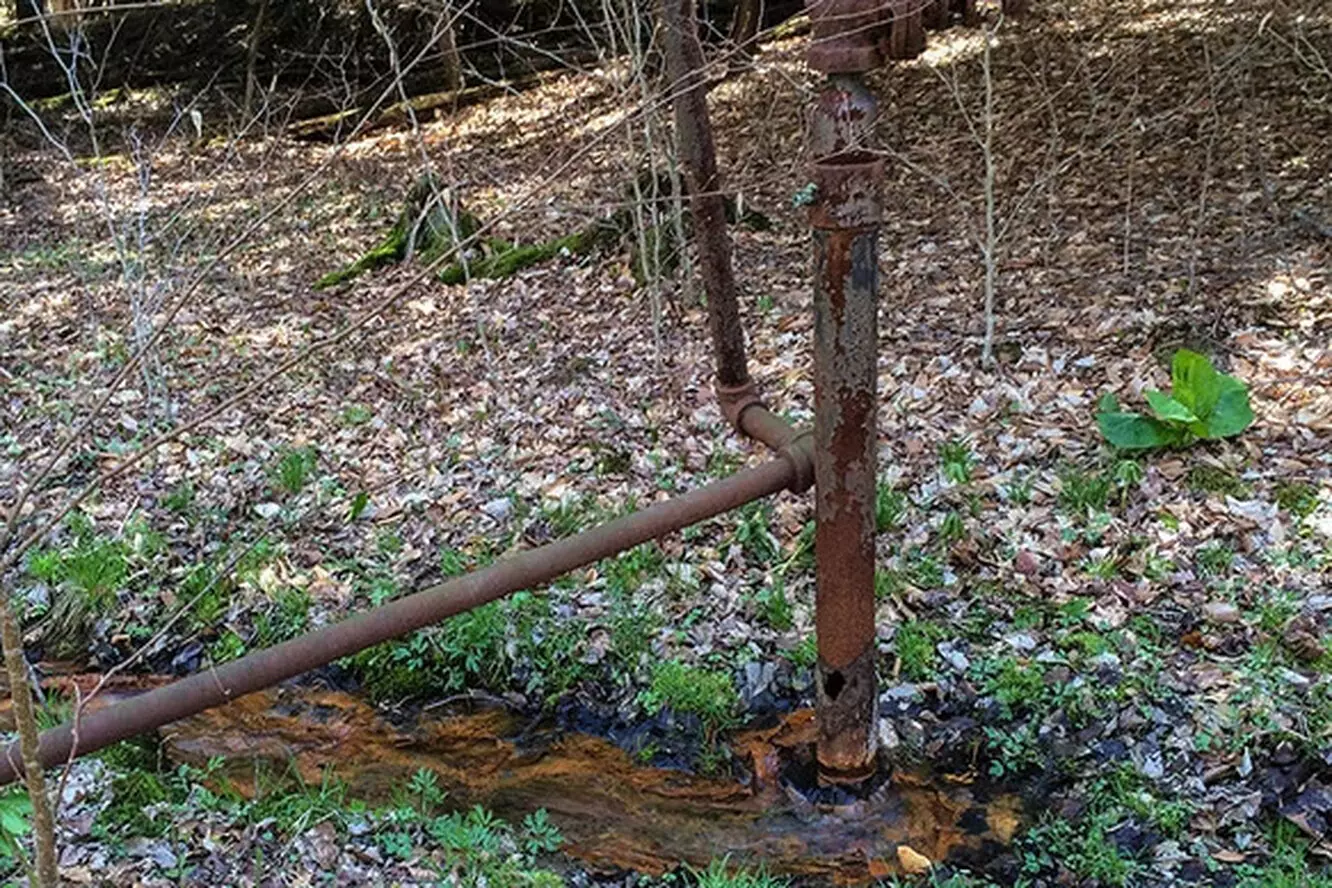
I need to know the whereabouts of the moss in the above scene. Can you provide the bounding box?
[437,228,609,284]
[1187,464,1251,498]
[315,174,481,289]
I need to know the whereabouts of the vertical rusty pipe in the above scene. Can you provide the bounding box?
[658,0,750,390]
[808,75,882,784]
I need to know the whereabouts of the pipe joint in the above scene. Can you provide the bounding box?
[715,379,763,433]
[779,430,816,494]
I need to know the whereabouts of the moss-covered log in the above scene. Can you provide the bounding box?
[314,169,769,290]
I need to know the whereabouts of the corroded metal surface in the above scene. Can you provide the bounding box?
[660,0,750,389]
[805,0,890,73]
[809,75,882,783]
[886,0,926,60]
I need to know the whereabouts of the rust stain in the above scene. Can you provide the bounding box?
[145,686,1024,882]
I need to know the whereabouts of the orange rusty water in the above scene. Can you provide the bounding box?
[8,676,1019,882]
[143,686,1022,883]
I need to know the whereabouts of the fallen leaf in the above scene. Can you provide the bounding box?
[897,845,932,875]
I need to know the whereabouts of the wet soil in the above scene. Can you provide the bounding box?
[127,682,1026,883]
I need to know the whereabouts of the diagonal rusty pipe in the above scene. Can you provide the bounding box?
[658,0,809,473]
[0,455,808,787]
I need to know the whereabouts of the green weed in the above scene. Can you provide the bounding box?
[272,445,318,495]
[732,501,778,564]
[253,587,311,647]
[895,621,941,681]
[1275,482,1320,520]
[691,857,787,888]
[340,405,374,426]
[940,437,975,485]
[639,661,738,737]
[981,657,1046,717]
[1196,541,1235,576]
[755,580,794,631]
[876,482,908,532]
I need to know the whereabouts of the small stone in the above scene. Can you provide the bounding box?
[1014,550,1040,577]
[897,845,932,875]
[482,497,512,520]
[1005,632,1038,652]
[878,718,901,751]
[1203,601,1242,624]
[937,641,970,673]
[253,502,282,519]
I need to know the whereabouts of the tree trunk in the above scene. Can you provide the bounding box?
[438,1,464,92]
[0,600,58,888]
[242,0,270,120]
[727,0,763,63]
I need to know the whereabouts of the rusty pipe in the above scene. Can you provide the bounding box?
[659,0,749,390]
[808,74,882,785]
[0,456,803,787]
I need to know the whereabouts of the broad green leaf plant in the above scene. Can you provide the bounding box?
[1097,350,1254,451]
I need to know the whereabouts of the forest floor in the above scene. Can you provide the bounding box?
[2,0,1332,885]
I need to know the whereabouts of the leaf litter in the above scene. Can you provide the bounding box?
[1,0,1332,883]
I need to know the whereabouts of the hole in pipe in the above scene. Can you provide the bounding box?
[824,670,846,699]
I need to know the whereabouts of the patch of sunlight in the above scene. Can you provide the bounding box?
[920,29,990,68]
[1118,2,1242,37]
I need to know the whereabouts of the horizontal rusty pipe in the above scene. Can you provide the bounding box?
[0,456,803,787]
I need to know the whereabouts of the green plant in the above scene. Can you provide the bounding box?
[272,445,318,495]
[876,482,907,532]
[1196,541,1235,576]
[341,404,374,426]
[1003,472,1034,505]
[1188,464,1251,498]
[639,661,739,736]
[1275,482,1320,520]
[1058,465,1116,516]
[939,510,966,543]
[755,580,793,631]
[254,587,311,646]
[400,768,447,817]
[895,620,941,681]
[1085,554,1119,580]
[425,805,563,887]
[379,830,414,860]
[58,535,129,612]
[184,562,229,630]
[785,636,817,669]
[875,568,902,602]
[1020,812,1139,887]
[210,631,247,663]
[163,481,196,515]
[733,501,778,564]
[0,787,31,863]
[985,722,1043,777]
[902,547,944,589]
[981,656,1046,717]
[520,809,562,854]
[1097,349,1254,450]
[691,857,787,888]
[1233,822,1332,888]
[940,437,975,484]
